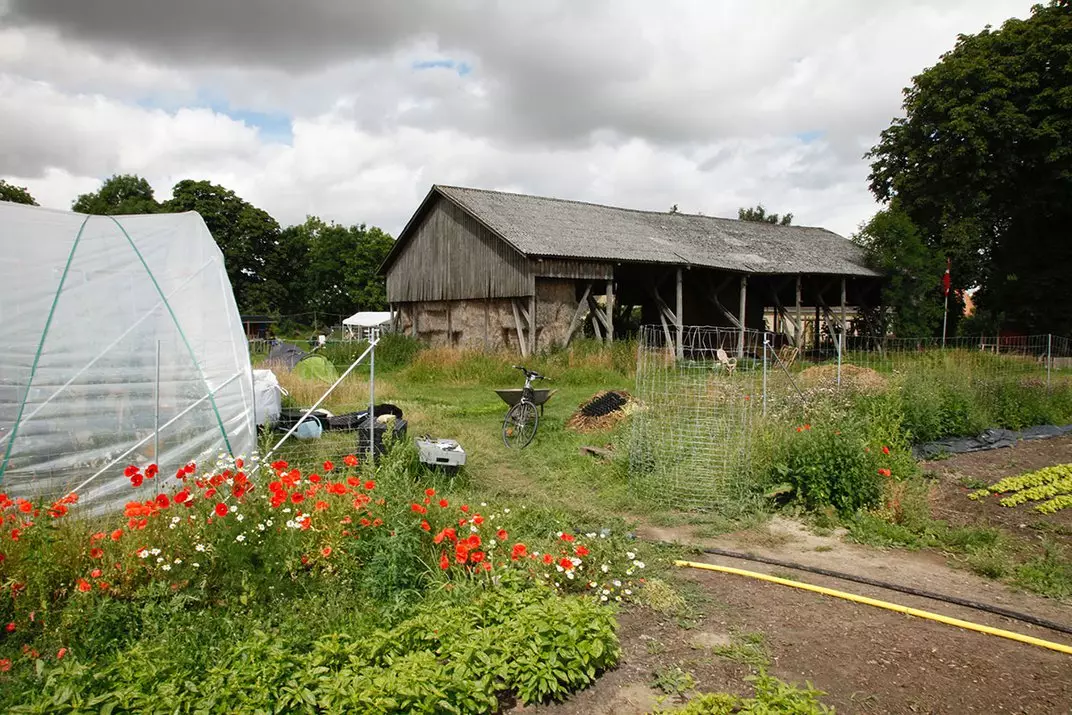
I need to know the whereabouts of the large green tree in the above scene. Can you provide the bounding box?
[292,217,394,324]
[72,174,161,215]
[738,204,793,225]
[853,206,947,338]
[164,180,282,314]
[868,1,1072,334]
[0,180,38,205]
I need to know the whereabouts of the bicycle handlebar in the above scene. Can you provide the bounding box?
[513,365,549,381]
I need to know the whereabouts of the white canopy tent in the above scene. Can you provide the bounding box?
[342,311,393,340]
[0,203,255,513]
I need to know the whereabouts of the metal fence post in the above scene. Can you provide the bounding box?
[836,325,843,388]
[154,340,161,466]
[1047,333,1053,392]
[369,336,376,466]
[762,334,768,417]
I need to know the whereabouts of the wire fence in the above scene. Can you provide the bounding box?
[628,326,1072,510]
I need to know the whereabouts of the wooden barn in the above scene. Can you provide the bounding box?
[380,185,881,357]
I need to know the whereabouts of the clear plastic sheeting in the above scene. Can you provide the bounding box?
[0,203,254,513]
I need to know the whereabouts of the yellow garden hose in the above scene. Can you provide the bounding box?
[674,559,1072,656]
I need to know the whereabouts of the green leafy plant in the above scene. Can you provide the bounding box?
[651,664,696,696]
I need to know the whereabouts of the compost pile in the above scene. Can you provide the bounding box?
[797,364,888,392]
[566,390,633,432]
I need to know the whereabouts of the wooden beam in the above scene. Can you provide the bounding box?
[587,293,611,332]
[795,275,803,348]
[737,274,748,358]
[605,280,615,343]
[563,282,593,347]
[511,299,528,358]
[529,293,536,356]
[589,297,604,343]
[675,267,684,360]
[840,277,847,353]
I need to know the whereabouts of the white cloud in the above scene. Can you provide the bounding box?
[0,0,1039,238]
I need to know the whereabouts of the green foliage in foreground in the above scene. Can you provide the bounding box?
[2,586,620,714]
[969,464,1072,514]
[651,671,834,714]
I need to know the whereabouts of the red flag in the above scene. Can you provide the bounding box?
[942,257,951,297]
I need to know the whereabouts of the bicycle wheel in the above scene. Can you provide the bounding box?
[502,401,539,448]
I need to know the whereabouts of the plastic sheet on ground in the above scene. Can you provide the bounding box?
[914,425,1072,460]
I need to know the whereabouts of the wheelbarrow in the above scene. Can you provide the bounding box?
[494,388,556,416]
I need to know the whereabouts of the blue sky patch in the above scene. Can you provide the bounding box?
[796,130,825,144]
[412,58,472,77]
[135,95,294,145]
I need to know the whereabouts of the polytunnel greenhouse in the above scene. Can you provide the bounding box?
[0,203,255,513]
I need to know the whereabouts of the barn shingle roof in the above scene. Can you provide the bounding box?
[431,185,878,277]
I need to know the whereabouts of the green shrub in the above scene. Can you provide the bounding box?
[770,423,883,517]
[651,670,833,714]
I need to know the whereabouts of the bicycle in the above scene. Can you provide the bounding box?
[501,365,550,448]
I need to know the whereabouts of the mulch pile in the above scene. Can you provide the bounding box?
[566,390,633,432]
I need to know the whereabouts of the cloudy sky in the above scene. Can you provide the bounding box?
[0,0,1036,237]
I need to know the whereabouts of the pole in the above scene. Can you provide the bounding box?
[369,336,376,465]
[942,292,949,348]
[762,338,768,416]
[1047,333,1053,392]
[737,275,747,359]
[154,340,161,464]
[835,325,842,388]
[675,267,684,360]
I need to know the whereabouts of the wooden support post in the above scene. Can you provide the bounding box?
[529,293,536,356]
[605,280,615,343]
[814,304,821,353]
[446,301,453,349]
[675,267,684,360]
[738,274,748,358]
[563,283,593,347]
[511,299,528,358]
[589,297,604,343]
[840,277,847,351]
[795,275,803,348]
[411,304,418,338]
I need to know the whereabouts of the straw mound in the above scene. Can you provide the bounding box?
[797,364,888,392]
[566,390,634,432]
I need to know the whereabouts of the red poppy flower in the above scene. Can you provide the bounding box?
[575,545,590,557]
[77,579,92,593]
[315,500,329,512]
[321,546,332,557]
[90,568,102,578]
[98,581,110,591]
[4,622,15,632]
[17,499,32,514]
[48,504,68,518]
[235,458,244,469]
[482,562,492,572]
[364,480,376,490]
[439,553,450,570]
[232,484,247,499]
[124,465,139,478]
[511,543,527,561]
[204,487,216,499]
[471,551,485,564]
[184,463,196,475]
[328,482,347,495]
[472,515,484,525]
[460,504,469,513]
[421,520,431,531]
[410,503,427,515]
[438,498,448,508]
[323,460,335,472]
[10,529,21,541]
[309,474,322,484]
[291,492,304,504]
[347,476,360,487]
[424,487,436,497]
[300,554,310,565]
[90,548,104,559]
[271,460,289,471]
[372,518,382,527]
[344,454,359,467]
[56,647,68,660]
[0,658,10,672]
[110,528,123,541]
[214,503,228,517]
[543,553,554,565]
[559,557,574,570]
[155,494,170,509]
[423,497,430,505]
[878,468,892,478]
[130,473,144,488]
[560,533,575,543]
[174,489,190,504]
[881,445,891,455]
[145,464,159,479]
[300,517,312,531]
[454,545,469,564]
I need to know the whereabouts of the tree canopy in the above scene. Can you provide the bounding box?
[68,174,393,324]
[868,1,1072,334]
[738,204,793,225]
[72,174,160,215]
[0,180,38,206]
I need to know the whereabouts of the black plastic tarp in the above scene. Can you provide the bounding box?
[914,424,1072,460]
[266,341,307,370]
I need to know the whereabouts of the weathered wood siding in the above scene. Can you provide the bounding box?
[532,258,613,280]
[387,197,533,302]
